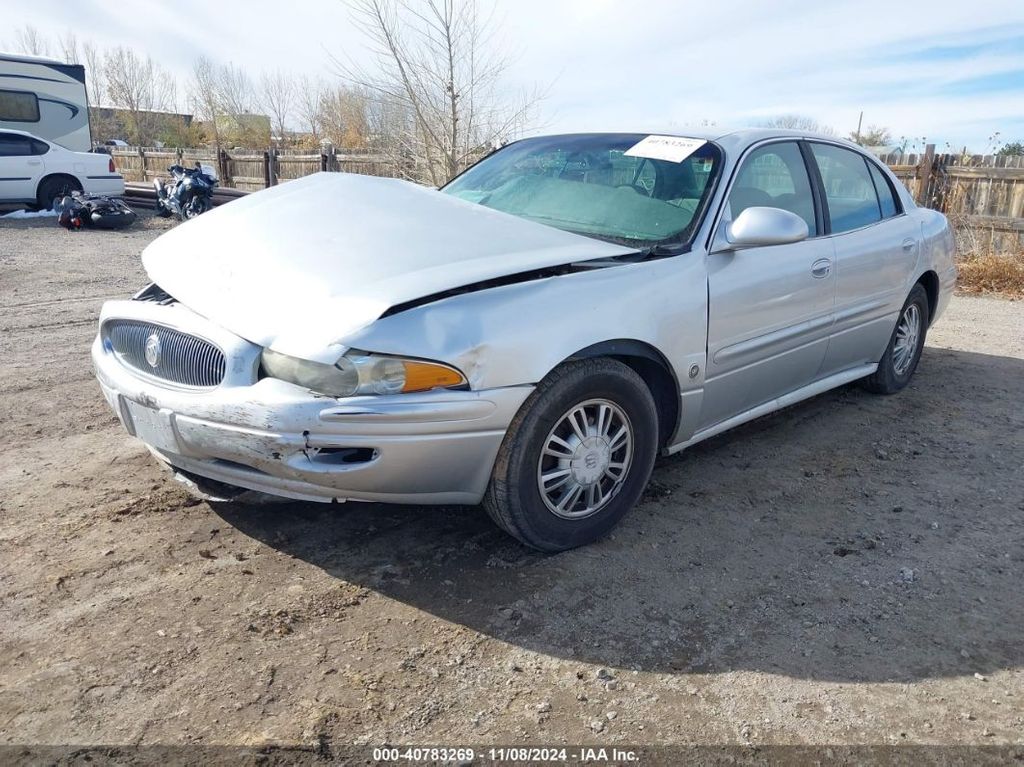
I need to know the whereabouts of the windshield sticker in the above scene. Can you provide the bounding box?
[625,135,707,163]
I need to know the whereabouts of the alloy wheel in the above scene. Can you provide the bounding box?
[536,398,633,519]
[893,303,921,376]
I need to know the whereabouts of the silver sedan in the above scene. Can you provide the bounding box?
[92,129,956,551]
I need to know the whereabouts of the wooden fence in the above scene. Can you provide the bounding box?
[111,143,1024,253]
[879,146,1024,253]
[110,146,404,192]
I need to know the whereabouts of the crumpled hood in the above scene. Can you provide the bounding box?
[143,172,633,362]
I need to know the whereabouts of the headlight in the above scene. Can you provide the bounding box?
[261,349,467,397]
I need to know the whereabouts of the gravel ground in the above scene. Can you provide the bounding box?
[1,212,1022,751]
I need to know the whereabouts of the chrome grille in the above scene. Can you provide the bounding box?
[105,320,225,387]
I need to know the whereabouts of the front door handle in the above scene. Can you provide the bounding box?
[811,258,832,278]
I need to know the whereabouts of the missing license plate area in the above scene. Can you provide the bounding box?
[121,398,180,454]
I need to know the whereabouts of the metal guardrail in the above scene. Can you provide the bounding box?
[123,183,249,210]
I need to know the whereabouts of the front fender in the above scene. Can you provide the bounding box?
[339,254,710,395]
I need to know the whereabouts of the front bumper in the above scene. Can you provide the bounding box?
[93,300,532,505]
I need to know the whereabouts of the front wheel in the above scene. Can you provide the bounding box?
[181,195,211,220]
[483,358,658,552]
[862,284,929,394]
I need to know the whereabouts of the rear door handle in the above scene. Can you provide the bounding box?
[811,258,832,278]
[902,238,916,251]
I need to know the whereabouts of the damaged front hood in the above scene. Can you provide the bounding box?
[142,172,633,361]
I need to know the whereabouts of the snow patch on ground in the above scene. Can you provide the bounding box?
[1,208,56,219]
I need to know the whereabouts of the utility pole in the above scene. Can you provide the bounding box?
[855,111,863,145]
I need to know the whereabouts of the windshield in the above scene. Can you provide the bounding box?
[442,133,722,247]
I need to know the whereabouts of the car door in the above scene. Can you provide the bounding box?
[806,143,921,376]
[700,140,836,429]
[0,132,46,202]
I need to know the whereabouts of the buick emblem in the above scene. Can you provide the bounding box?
[585,453,598,469]
[144,333,162,368]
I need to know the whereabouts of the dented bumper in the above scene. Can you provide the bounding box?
[92,302,532,505]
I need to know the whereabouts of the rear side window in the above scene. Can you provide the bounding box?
[867,161,900,218]
[810,143,882,233]
[0,133,38,157]
[730,141,817,234]
[0,89,40,122]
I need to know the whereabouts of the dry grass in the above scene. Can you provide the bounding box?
[950,218,1024,298]
[956,252,1024,298]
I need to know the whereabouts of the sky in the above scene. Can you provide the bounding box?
[4,0,1024,151]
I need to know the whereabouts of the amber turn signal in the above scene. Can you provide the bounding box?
[400,361,467,392]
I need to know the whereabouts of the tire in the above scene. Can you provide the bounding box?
[483,358,659,552]
[862,283,929,394]
[36,176,81,211]
[182,195,211,220]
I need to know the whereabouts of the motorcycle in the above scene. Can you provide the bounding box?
[56,192,137,230]
[154,162,217,220]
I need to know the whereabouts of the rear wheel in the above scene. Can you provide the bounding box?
[862,284,929,394]
[36,176,81,211]
[483,358,658,552]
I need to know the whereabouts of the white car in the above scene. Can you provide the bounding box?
[0,128,124,209]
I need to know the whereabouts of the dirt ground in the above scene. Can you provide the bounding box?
[1,211,1022,752]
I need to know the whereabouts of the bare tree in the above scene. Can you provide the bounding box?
[215,63,266,145]
[320,85,371,148]
[296,75,326,144]
[364,91,414,153]
[760,114,835,135]
[215,63,253,119]
[11,25,51,56]
[57,31,80,64]
[336,0,540,185]
[82,41,105,106]
[259,69,295,145]
[189,56,224,148]
[81,41,113,143]
[104,47,176,146]
[190,59,268,148]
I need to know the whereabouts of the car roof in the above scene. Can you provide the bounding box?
[710,126,862,150]
[523,126,863,154]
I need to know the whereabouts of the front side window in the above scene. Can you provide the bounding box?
[728,141,817,234]
[0,89,40,122]
[810,143,883,233]
[442,133,722,247]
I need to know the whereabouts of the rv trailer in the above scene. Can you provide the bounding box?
[0,51,90,152]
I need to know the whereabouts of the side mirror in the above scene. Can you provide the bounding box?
[726,206,809,248]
